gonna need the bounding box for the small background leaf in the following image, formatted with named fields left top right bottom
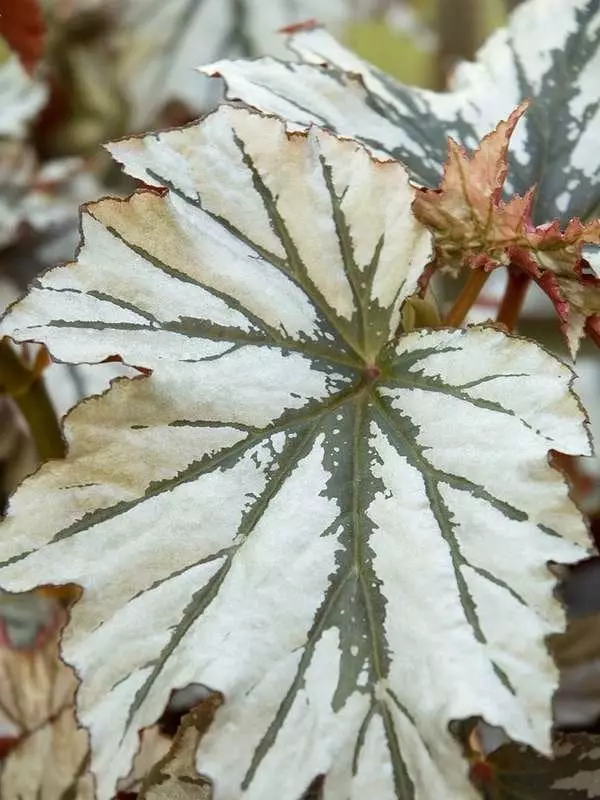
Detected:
left=0, top=585, right=93, bottom=800
left=139, top=693, right=222, bottom=800
left=473, top=733, right=600, bottom=799
left=0, top=0, right=45, bottom=74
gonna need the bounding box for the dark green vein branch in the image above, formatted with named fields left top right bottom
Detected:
left=103, top=222, right=281, bottom=343
left=145, top=167, right=363, bottom=364
left=12, top=383, right=356, bottom=557
left=231, top=134, right=365, bottom=360
left=242, top=562, right=356, bottom=790
left=353, top=393, right=415, bottom=797
left=124, top=417, right=326, bottom=733
left=372, top=396, right=518, bottom=694
left=317, top=155, right=367, bottom=354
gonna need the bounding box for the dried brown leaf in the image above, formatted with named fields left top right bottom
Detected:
left=0, top=705, right=93, bottom=800
left=0, top=586, right=92, bottom=800
left=139, top=693, right=223, bottom=800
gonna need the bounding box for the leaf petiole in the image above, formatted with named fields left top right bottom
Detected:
left=444, top=268, right=489, bottom=327
left=0, top=338, right=66, bottom=461
left=496, top=265, right=531, bottom=333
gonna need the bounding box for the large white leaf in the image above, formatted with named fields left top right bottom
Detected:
left=0, top=106, right=590, bottom=800
left=206, top=0, right=600, bottom=225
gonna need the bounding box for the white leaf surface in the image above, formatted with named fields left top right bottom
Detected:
left=0, top=106, right=590, bottom=800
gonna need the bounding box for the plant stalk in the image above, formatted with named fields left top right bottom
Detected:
left=586, top=316, right=600, bottom=351
left=435, top=0, right=479, bottom=89
left=444, top=269, right=489, bottom=327
left=0, top=339, right=66, bottom=460
left=496, top=266, right=530, bottom=333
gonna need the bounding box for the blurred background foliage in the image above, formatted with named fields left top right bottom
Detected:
left=346, top=0, right=507, bottom=86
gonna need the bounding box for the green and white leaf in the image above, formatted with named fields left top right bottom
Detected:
left=118, top=0, right=376, bottom=126
left=0, top=106, right=590, bottom=800
left=206, top=0, right=600, bottom=224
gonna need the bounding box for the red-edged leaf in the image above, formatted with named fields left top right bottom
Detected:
left=413, top=102, right=533, bottom=272
left=0, top=0, right=45, bottom=74
left=413, top=103, right=600, bottom=356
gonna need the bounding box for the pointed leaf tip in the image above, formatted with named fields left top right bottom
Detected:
left=412, top=102, right=532, bottom=275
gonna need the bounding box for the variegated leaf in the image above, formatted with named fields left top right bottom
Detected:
left=0, top=33, right=83, bottom=258
left=0, top=106, right=591, bottom=800
left=117, top=0, right=378, bottom=126
left=205, top=0, right=600, bottom=225
left=0, top=139, right=36, bottom=249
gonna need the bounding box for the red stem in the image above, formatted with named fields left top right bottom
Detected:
left=496, top=266, right=530, bottom=333
left=0, top=339, right=65, bottom=461
left=585, top=315, right=600, bottom=350
left=444, top=269, right=489, bottom=327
